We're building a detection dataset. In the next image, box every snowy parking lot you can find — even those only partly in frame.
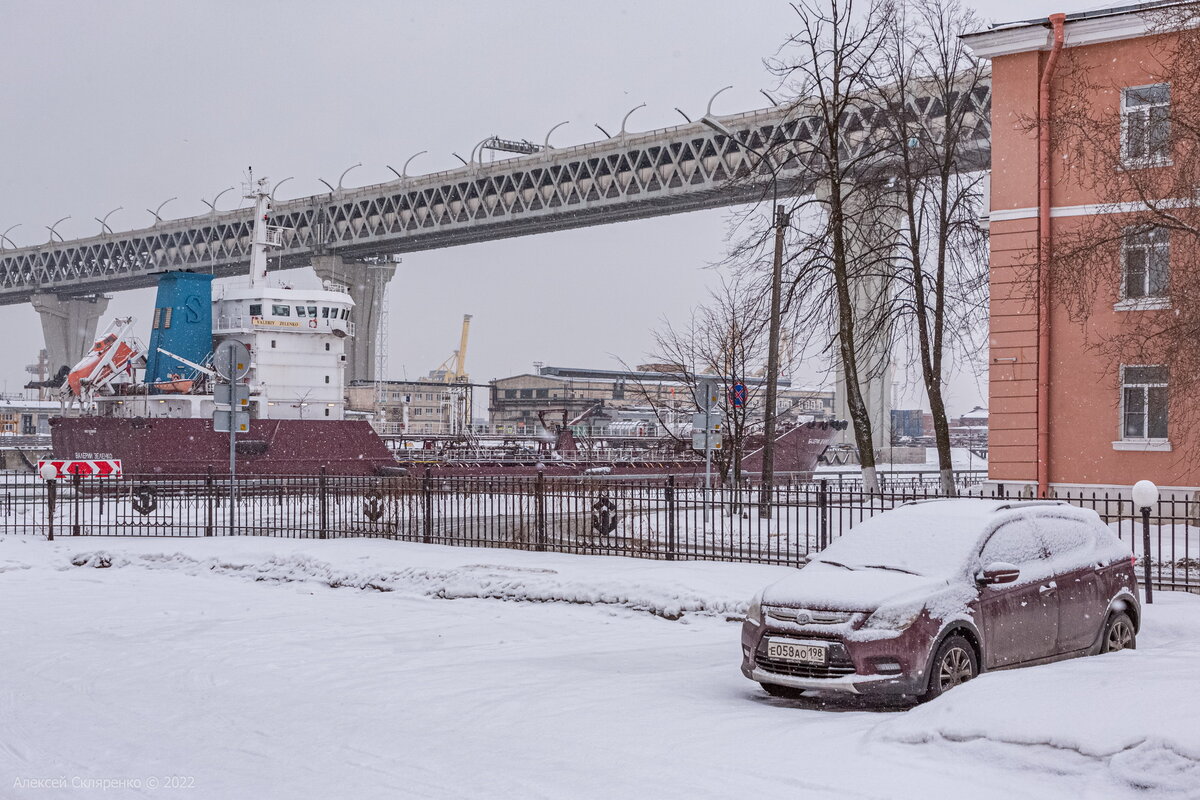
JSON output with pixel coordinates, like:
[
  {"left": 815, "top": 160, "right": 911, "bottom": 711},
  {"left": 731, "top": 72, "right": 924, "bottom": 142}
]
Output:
[{"left": 2, "top": 536, "right": 1198, "bottom": 799}]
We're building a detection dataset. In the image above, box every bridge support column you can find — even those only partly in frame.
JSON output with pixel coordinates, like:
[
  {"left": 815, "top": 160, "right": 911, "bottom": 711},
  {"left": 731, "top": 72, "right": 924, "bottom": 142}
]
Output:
[
  {"left": 30, "top": 293, "right": 110, "bottom": 379},
  {"left": 311, "top": 256, "right": 396, "bottom": 384},
  {"left": 826, "top": 183, "right": 897, "bottom": 454}
]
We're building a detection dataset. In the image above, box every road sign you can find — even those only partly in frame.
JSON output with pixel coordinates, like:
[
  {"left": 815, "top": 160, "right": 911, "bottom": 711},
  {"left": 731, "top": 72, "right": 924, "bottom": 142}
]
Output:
[
  {"left": 212, "top": 340, "right": 252, "bottom": 381},
  {"left": 692, "top": 377, "right": 721, "bottom": 412},
  {"left": 691, "top": 431, "right": 722, "bottom": 451},
  {"left": 37, "top": 459, "right": 122, "bottom": 479},
  {"left": 729, "top": 382, "right": 747, "bottom": 408},
  {"left": 214, "top": 381, "right": 251, "bottom": 408},
  {"left": 691, "top": 413, "right": 724, "bottom": 434},
  {"left": 213, "top": 410, "right": 250, "bottom": 433}
]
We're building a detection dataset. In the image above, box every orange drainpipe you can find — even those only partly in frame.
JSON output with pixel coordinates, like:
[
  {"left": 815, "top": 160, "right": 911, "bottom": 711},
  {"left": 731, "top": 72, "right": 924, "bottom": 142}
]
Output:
[{"left": 1037, "top": 13, "right": 1066, "bottom": 498}]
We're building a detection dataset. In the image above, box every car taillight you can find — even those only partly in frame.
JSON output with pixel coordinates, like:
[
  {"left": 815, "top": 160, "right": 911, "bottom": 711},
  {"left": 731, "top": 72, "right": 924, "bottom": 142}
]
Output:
[{"left": 1131, "top": 555, "right": 1138, "bottom": 567}]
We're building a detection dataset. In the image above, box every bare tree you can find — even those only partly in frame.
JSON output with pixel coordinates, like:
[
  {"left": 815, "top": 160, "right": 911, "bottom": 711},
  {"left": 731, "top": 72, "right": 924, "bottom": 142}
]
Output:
[
  {"left": 875, "top": 0, "right": 990, "bottom": 494},
  {"left": 641, "top": 276, "right": 779, "bottom": 484},
  {"left": 759, "top": 0, "right": 900, "bottom": 493},
  {"left": 1045, "top": 4, "right": 1200, "bottom": 459}
]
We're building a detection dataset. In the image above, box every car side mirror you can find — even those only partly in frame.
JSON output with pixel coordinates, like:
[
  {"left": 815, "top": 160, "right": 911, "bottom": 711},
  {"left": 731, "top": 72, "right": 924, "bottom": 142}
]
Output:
[{"left": 977, "top": 562, "right": 1020, "bottom": 586}]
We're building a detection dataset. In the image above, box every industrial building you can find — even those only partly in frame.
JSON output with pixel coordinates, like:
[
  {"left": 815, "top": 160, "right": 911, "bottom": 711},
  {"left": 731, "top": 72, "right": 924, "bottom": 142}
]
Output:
[
  {"left": 489, "top": 365, "right": 833, "bottom": 436},
  {"left": 0, "top": 396, "right": 56, "bottom": 436},
  {"left": 346, "top": 380, "right": 477, "bottom": 436}
]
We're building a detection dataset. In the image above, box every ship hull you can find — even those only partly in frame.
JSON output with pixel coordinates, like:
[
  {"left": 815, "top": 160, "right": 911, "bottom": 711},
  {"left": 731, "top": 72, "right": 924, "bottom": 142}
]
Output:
[
  {"left": 50, "top": 417, "right": 840, "bottom": 481},
  {"left": 50, "top": 416, "right": 398, "bottom": 476}
]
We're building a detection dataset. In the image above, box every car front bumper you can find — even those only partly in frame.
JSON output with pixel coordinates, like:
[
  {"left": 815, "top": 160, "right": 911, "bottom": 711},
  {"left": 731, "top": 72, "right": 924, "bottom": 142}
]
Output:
[{"left": 742, "top": 619, "right": 933, "bottom": 696}]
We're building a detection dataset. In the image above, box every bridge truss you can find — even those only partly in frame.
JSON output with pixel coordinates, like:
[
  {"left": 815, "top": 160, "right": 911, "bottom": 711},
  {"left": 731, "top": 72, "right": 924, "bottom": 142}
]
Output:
[{"left": 0, "top": 84, "right": 990, "bottom": 304}]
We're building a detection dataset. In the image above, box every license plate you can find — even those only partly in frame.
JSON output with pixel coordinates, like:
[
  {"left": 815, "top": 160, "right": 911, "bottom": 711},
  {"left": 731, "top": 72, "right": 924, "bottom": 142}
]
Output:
[{"left": 766, "top": 639, "right": 827, "bottom": 665}]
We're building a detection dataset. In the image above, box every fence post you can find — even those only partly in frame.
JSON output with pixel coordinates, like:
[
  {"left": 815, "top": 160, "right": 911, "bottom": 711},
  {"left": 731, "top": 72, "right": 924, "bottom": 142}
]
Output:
[
  {"left": 535, "top": 467, "right": 546, "bottom": 552},
  {"left": 818, "top": 478, "right": 829, "bottom": 552},
  {"left": 46, "top": 478, "right": 56, "bottom": 541},
  {"left": 72, "top": 472, "right": 81, "bottom": 536},
  {"left": 665, "top": 475, "right": 677, "bottom": 561},
  {"left": 319, "top": 466, "right": 329, "bottom": 540},
  {"left": 205, "top": 467, "right": 214, "bottom": 537},
  {"left": 422, "top": 467, "right": 433, "bottom": 544}
]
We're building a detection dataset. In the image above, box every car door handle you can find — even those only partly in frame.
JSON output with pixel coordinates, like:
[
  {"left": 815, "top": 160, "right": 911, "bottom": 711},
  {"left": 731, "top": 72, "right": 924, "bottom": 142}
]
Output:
[{"left": 1039, "top": 581, "right": 1057, "bottom": 595}]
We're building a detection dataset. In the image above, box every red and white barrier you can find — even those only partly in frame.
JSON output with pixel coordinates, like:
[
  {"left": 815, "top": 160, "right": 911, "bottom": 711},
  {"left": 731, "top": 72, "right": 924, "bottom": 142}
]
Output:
[{"left": 37, "top": 459, "right": 123, "bottom": 479}]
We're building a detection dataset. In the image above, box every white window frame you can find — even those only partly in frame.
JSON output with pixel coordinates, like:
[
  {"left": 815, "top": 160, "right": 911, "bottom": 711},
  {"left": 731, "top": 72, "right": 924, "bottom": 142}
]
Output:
[
  {"left": 1118, "top": 225, "right": 1170, "bottom": 305},
  {"left": 1114, "top": 364, "right": 1170, "bottom": 450},
  {"left": 1120, "top": 83, "right": 1171, "bottom": 168}
]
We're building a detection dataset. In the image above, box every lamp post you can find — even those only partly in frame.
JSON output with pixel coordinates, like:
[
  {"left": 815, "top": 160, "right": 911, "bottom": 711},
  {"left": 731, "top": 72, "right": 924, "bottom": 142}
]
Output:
[
  {"left": 38, "top": 461, "right": 58, "bottom": 541},
  {"left": 701, "top": 114, "right": 788, "bottom": 518},
  {"left": 1131, "top": 479, "right": 1158, "bottom": 604}
]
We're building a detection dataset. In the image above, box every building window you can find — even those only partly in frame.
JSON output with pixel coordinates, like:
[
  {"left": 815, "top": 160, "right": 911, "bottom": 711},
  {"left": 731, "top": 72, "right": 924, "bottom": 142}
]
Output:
[
  {"left": 1122, "top": 83, "right": 1170, "bottom": 165},
  {"left": 270, "top": 339, "right": 276, "bottom": 349},
  {"left": 1121, "top": 366, "right": 1168, "bottom": 440},
  {"left": 324, "top": 343, "right": 330, "bottom": 351},
  {"left": 296, "top": 306, "right": 308, "bottom": 318},
  {"left": 272, "top": 304, "right": 290, "bottom": 317},
  {"left": 324, "top": 375, "right": 330, "bottom": 384},
  {"left": 504, "top": 389, "right": 517, "bottom": 399},
  {"left": 520, "top": 389, "right": 533, "bottom": 399},
  {"left": 249, "top": 303, "right": 262, "bottom": 317},
  {"left": 1122, "top": 226, "right": 1169, "bottom": 299},
  {"left": 535, "top": 389, "right": 549, "bottom": 398}
]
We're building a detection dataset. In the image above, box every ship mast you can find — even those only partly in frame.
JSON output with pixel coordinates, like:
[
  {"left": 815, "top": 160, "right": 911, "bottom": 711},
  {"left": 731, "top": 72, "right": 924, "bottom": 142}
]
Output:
[{"left": 246, "top": 171, "right": 272, "bottom": 287}]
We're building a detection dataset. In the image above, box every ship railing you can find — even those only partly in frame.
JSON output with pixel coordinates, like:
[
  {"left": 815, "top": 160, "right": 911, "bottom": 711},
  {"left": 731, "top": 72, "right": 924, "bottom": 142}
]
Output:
[{"left": 264, "top": 226, "right": 289, "bottom": 247}]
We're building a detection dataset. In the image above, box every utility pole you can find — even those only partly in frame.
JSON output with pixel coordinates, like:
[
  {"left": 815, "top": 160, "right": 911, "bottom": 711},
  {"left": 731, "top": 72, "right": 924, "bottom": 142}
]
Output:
[
  {"left": 759, "top": 203, "right": 788, "bottom": 518},
  {"left": 699, "top": 112, "right": 788, "bottom": 521}
]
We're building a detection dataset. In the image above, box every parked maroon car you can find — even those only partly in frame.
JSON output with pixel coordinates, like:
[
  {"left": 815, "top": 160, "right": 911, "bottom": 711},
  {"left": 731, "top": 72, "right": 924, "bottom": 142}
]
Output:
[{"left": 741, "top": 499, "right": 1140, "bottom": 702}]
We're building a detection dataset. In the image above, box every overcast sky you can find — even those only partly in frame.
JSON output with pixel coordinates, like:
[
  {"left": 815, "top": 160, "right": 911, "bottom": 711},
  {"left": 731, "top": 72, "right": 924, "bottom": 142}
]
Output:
[{"left": 0, "top": 0, "right": 1105, "bottom": 415}]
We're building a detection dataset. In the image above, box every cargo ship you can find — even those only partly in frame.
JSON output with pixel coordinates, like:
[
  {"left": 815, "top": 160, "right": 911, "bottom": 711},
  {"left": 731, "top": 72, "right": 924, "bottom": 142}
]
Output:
[
  {"left": 50, "top": 175, "right": 841, "bottom": 478},
  {"left": 50, "top": 175, "right": 398, "bottom": 476}
]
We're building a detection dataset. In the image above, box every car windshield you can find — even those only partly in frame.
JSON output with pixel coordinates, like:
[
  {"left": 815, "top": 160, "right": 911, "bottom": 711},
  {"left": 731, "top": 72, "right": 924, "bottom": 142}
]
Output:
[{"left": 813, "top": 501, "right": 999, "bottom": 578}]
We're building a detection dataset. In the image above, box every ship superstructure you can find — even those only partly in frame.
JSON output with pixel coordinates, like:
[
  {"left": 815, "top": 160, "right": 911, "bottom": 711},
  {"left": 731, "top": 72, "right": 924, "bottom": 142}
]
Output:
[
  {"left": 51, "top": 174, "right": 398, "bottom": 476},
  {"left": 66, "top": 176, "right": 356, "bottom": 423}
]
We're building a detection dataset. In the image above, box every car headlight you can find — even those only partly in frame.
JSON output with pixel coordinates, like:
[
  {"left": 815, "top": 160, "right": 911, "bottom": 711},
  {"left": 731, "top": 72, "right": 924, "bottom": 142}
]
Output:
[
  {"left": 862, "top": 604, "right": 923, "bottom": 632},
  {"left": 746, "top": 593, "right": 764, "bottom": 626}
]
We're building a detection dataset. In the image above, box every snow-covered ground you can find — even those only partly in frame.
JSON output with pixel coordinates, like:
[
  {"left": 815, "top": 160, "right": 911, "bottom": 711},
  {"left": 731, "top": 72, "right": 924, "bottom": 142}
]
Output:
[{"left": 2, "top": 535, "right": 1198, "bottom": 799}]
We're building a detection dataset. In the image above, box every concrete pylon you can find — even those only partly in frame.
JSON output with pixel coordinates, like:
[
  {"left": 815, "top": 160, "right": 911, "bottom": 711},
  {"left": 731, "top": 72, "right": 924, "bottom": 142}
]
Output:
[
  {"left": 823, "top": 182, "right": 897, "bottom": 452},
  {"left": 30, "top": 293, "right": 111, "bottom": 377},
  {"left": 310, "top": 255, "right": 396, "bottom": 383}
]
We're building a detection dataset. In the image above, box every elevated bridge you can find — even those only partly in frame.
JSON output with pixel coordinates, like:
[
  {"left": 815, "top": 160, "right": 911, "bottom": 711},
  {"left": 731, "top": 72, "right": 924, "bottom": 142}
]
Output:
[{"left": 2, "top": 82, "right": 991, "bottom": 389}]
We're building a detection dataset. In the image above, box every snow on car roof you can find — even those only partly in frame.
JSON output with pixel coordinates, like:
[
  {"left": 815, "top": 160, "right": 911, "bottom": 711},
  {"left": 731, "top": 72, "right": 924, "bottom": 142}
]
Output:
[{"left": 812, "top": 499, "right": 1094, "bottom": 578}]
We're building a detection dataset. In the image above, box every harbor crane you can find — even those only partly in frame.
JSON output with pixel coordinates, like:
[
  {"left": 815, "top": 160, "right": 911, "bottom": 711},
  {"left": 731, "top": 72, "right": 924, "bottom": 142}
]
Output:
[{"left": 431, "top": 314, "right": 472, "bottom": 384}]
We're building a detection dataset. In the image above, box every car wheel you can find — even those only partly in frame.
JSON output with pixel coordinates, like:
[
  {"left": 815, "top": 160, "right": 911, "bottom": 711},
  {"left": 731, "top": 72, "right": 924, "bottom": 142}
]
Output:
[
  {"left": 921, "top": 635, "right": 978, "bottom": 702},
  {"left": 760, "top": 682, "right": 805, "bottom": 699},
  {"left": 1101, "top": 612, "right": 1136, "bottom": 653}
]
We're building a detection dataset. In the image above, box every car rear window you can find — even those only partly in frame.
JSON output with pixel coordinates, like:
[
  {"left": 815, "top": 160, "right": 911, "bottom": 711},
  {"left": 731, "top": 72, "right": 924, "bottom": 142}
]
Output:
[
  {"left": 1037, "top": 516, "right": 1093, "bottom": 554},
  {"left": 980, "top": 519, "right": 1046, "bottom": 567}
]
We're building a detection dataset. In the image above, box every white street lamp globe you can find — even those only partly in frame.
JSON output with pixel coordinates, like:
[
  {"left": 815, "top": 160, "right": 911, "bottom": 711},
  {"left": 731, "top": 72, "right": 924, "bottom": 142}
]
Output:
[
  {"left": 38, "top": 462, "right": 57, "bottom": 481},
  {"left": 1132, "top": 479, "right": 1159, "bottom": 510}
]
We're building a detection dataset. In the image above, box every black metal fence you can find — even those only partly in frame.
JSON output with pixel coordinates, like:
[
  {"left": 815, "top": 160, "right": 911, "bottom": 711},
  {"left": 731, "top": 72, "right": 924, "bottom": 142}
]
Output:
[{"left": 1, "top": 469, "right": 1195, "bottom": 592}]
